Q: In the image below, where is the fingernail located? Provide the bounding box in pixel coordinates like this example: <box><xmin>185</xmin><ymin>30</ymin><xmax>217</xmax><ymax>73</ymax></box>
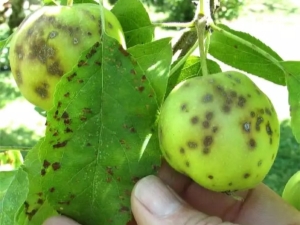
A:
<box><xmin>133</xmin><ymin>175</ymin><xmax>182</xmax><ymax>217</ymax></box>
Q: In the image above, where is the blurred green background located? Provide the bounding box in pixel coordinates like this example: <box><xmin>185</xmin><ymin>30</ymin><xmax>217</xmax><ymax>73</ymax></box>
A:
<box><xmin>0</xmin><ymin>0</ymin><xmax>299</xmax><ymax>195</ymax></box>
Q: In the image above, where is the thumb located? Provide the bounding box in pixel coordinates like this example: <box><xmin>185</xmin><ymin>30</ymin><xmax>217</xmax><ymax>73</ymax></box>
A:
<box><xmin>131</xmin><ymin>175</ymin><xmax>237</xmax><ymax>225</ymax></box>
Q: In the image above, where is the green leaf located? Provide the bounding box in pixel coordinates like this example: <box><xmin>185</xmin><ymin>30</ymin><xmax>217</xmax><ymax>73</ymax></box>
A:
<box><xmin>209</xmin><ymin>24</ymin><xmax>285</xmax><ymax>85</ymax></box>
<box><xmin>16</xmin><ymin>139</ymin><xmax>57</xmax><ymax>225</ymax></box>
<box><xmin>0</xmin><ymin>169</ymin><xmax>29</xmax><ymax>225</ymax></box>
<box><xmin>112</xmin><ymin>0</ymin><xmax>154</xmax><ymax>48</ymax></box>
<box><xmin>39</xmin><ymin>35</ymin><xmax>161</xmax><ymax>225</ymax></box>
<box><xmin>166</xmin><ymin>56</ymin><xmax>222</xmax><ymax>96</ymax></box>
<box><xmin>127</xmin><ymin>37</ymin><xmax>172</xmax><ymax>105</ymax></box>
<box><xmin>0</xmin><ymin>36</ymin><xmax>12</xmax><ymax>49</ymax></box>
<box><xmin>281</xmin><ymin>61</ymin><xmax>300</xmax><ymax>143</ymax></box>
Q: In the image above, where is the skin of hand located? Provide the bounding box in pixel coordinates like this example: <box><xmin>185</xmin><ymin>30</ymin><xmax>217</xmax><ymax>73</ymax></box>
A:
<box><xmin>43</xmin><ymin>161</ymin><xmax>300</xmax><ymax>225</ymax></box>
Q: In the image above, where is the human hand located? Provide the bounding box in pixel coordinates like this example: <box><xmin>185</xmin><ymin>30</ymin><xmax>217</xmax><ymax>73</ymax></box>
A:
<box><xmin>43</xmin><ymin>161</ymin><xmax>300</xmax><ymax>225</ymax></box>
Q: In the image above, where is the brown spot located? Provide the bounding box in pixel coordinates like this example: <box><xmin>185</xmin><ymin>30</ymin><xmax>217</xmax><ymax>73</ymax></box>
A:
<box><xmin>180</xmin><ymin>147</ymin><xmax>185</xmax><ymax>154</ymax></box>
<box><xmin>191</xmin><ymin>116</ymin><xmax>199</xmax><ymax>124</ymax></box>
<box><xmin>37</xmin><ymin>198</ymin><xmax>44</xmax><ymax>205</ymax></box>
<box><xmin>202</xmin><ymin>94</ymin><xmax>213</xmax><ymax>103</ymax></box>
<box><xmin>78</xmin><ymin>79</ymin><xmax>84</xmax><ymax>83</ymax></box>
<box><xmin>185</xmin><ymin>161</ymin><xmax>190</xmax><ymax>167</ymax></box>
<box><xmin>203</xmin><ymin>136</ymin><xmax>213</xmax><ymax>147</ymax></box>
<box><xmin>266</xmin><ymin>123</ymin><xmax>273</xmax><ymax>135</ymax></box>
<box><xmin>52</xmin><ymin>162</ymin><xmax>61</xmax><ymax>171</ymax></box>
<box><xmin>35</xmin><ymin>82</ymin><xmax>49</xmax><ymax>98</ymax></box>
<box><xmin>43</xmin><ymin>160</ymin><xmax>51</xmax><ymax>168</ymax></box>
<box><xmin>244</xmin><ymin>173</ymin><xmax>250</xmax><ymax>179</ymax></box>
<box><xmin>257</xmin><ymin>160</ymin><xmax>262</xmax><ymax>167</ymax></box>
<box><xmin>41</xmin><ymin>168</ymin><xmax>46</xmax><ymax>176</ymax></box>
<box><xmin>228</xmin><ymin>182</ymin><xmax>233</xmax><ymax>186</ymax></box>
<box><xmin>53</xmin><ymin>140</ymin><xmax>68</xmax><ymax>148</ymax></box>
<box><xmin>181</xmin><ymin>103</ymin><xmax>188</xmax><ymax>112</ymax></box>
<box><xmin>49</xmin><ymin>187</ymin><xmax>55</xmax><ymax>193</ymax></box>
<box><xmin>136</xmin><ymin>86</ymin><xmax>144</xmax><ymax>92</ymax></box>
<box><xmin>256</xmin><ymin>117</ymin><xmax>264</xmax><ymax>131</ymax></box>
<box><xmin>106</xmin><ymin>167</ymin><xmax>114</xmax><ymax>176</ymax></box>
<box><xmin>237</xmin><ymin>96</ymin><xmax>246</xmax><ymax>107</ymax></box>
<box><xmin>250</xmin><ymin>111</ymin><xmax>255</xmax><ymax>118</ymax></box>
<box><xmin>141</xmin><ymin>75</ymin><xmax>146</xmax><ymax>82</ymax></box>
<box><xmin>265</xmin><ymin>108</ymin><xmax>272</xmax><ymax>116</ymax></box>
<box><xmin>206</xmin><ymin>112</ymin><xmax>213</xmax><ymax>120</ymax></box>
<box><xmin>119</xmin><ymin>205</ymin><xmax>130</xmax><ymax>213</ymax></box>
<box><xmin>222</xmin><ymin>105</ymin><xmax>231</xmax><ymax>113</ymax></box>
<box><xmin>67</xmin><ymin>73</ymin><xmax>77</xmax><ymax>81</ymax></box>
<box><xmin>212</xmin><ymin>126</ymin><xmax>218</xmax><ymax>133</ymax></box>
<box><xmin>130</xmin><ymin>127</ymin><xmax>136</xmax><ymax>133</ymax></box>
<box><xmin>229</xmin><ymin>91</ymin><xmax>237</xmax><ymax>98</ymax></box>
<box><xmin>130</xmin><ymin>69</ymin><xmax>136</xmax><ymax>75</ymax></box>
<box><xmin>78</xmin><ymin>60</ymin><xmax>88</xmax><ymax>67</ymax></box>
<box><xmin>202</xmin><ymin>120</ymin><xmax>210</xmax><ymax>128</ymax></box>
<box><xmin>64</xmin><ymin>127</ymin><xmax>73</xmax><ymax>133</ymax></box>
<box><xmin>119</xmin><ymin>46</ymin><xmax>129</xmax><ymax>56</ymax></box>
<box><xmin>249</xmin><ymin>139</ymin><xmax>256</xmax><ymax>148</ymax></box>
<box><xmin>187</xmin><ymin>141</ymin><xmax>198</xmax><ymax>149</ymax></box>
<box><xmin>208</xmin><ymin>175</ymin><xmax>214</xmax><ymax>179</ymax></box>
<box><xmin>62</xmin><ymin>111</ymin><xmax>69</xmax><ymax>119</ymax></box>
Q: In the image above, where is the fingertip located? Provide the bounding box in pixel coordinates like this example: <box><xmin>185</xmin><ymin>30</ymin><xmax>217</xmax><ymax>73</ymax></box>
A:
<box><xmin>43</xmin><ymin>216</ymin><xmax>81</xmax><ymax>225</ymax></box>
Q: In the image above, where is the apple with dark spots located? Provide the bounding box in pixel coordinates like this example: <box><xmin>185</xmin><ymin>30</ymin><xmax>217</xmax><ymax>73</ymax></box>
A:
<box><xmin>9</xmin><ymin>3</ymin><xmax>126</xmax><ymax>111</ymax></box>
<box><xmin>158</xmin><ymin>71</ymin><xmax>280</xmax><ymax>192</ymax></box>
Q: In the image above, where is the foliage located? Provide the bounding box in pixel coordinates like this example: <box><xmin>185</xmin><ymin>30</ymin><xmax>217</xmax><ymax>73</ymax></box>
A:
<box><xmin>0</xmin><ymin>0</ymin><xmax>300</xmax><ymax>224</ymax></box>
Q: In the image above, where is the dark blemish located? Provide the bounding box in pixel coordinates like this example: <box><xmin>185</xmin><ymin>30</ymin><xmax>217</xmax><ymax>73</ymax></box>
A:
<box><xmin>132</xmin><ymin>176</ymin><xmax>140</xmax><ymax>184</ymax></box>
<box><xmin>202</xmin><ymin>93</ymin><xmax>213</xmax><ymax>103</ymax></box>
<box><xmin>203</xmin><ymin>136</ymin><xmax>213</xmax><ymax>147</ymax></box>
<box><xmin>35</xmin><ymin>83</ymin><xmax>49</xmax><ymax>99</ymax></box>
<box><xmin>62</xmin><ymin>111</ymin><xmax>69</xmax><ymax>119</ymax></box>
<box><xmin>43</xmin><ymin>160</ymin><xmax>51</xmax><ymax>168</ymax></box>
<box><xmin>78</xmin><ymin>60</ymin><xmax>88</xmax><ymax>67</ymax></box>
<box><xmin>48</xmin><ymin>31</ymin><xmax>58</xmax><ymax>39</ymax></box>
<box><xmin>185</xmin><ymin>161</ymin><xmax>190</xmax><ymax>167</ymax></box>
<box><xmin>265</xmin><ymin>108</ymin><xmax>272</xmax><ymax>116</ymax></box>
<box><xmin>86</xmin><ymin>47</ymin><xmax>97</xmax><ymax>59</ymax></box>
<box><xmin>259</xmin><ymin>108</ymin><xmax>265</xmax><ymax>114</ymax></box>
<box><xmin>244</xmin><ymin>173</ymin><xmax>250</xmax><ymax>179</ymax></box>
<box><xmin>82</xmin><ymin>108</ymin><xmax>92</xmax><ymax>114</ymax></box>
<box><xmin>141</xmin><ymin>75</ymin><xmax>146</xmax><ymax>82</ymax></box>
<box><xmin>107</xmin><ymin>22</ymin><xmax>113</xmax><ymax>29</ymax></box>
<box><xmin>78</xmin><ymin>79</ymin><xmax>84</xmax><ymax>83</ymax></box>
<box><xmin>249</xmin><ymin>139</ymin><xmax>256</xmax><ymax>148</ymax></box>
<box><xmin>130</xmin><ymin>127</ymin><xmax>136</xmax><ymax>133</ymax></box>
<box><xmin>180</xmin><ymin>147</ymin><xmax>185</xmax><ymax>154</ymax></box>
<box><xmin>206</xmin><ymin>112</ymin><xmax>213</xmax><ymax>120</ymax></box>
<box><xmin>63</xmin><ymin>118</ymin><xmax>71</xmax><ymax>125</ymax></box>
<box><xmin>203</xmin><ymin>148</ymin><xmax>210</xmax><ymax>154</ymax></box>
<box><xmin>130</xmin><ymin>69</ymin><xmax>136</xmax><ymax>75</ymax></box>
<box><xmin>67</xmin><ymin>73</ymin><xmax>77</xmax><ymax>81</ymax></box>
<box><xmin>119</xmin><ymin>139</ymin><xmax>125</xmax><ymax>144</ymax></box>
<box><xmin>237</xmin><ymin>96</ymin><xmax>246</xmax><ymax>107</ymax></box>
<box><xmin>208</xmin><ymin>175</ymin><xmax>214</xmax><ymax>179</ymax></box>
<box><xmin>269</xmin><ymin>137</ymin><xmax>272</xmax><ymax>145</ymax></box>
<box><xmin>250</xmin><ymin>111</ymin><xmax>256</xmax><ymax>118</ymax></box>
<box><xmin>247</xmin><ymin>94</ymin><xmax>251</xmax><ymax>98</ymax></box>
<box><xmin>80</xmin><ymin>115</ymin><xmax>87</xmax><ymax>121</ymax></box>
<box><xmin>257</xmin><ymin>160</ymin><xmax>262</xmax><ymax>167</ymax></box>
<box><xmin>234</xmin><ymin>45</ymin><xmax>238</xmax><ymax>49</ymax></box>
<box><xmin>52</xmin><ymin>162</ymin><xmax>61</xmax><ymax>171</ymax></box>
<box><xmin>26</xmin><ymin>209</ymin><xmax>38</xmax><ymax>221</ymax></box>
<box><xmin>95</xmin><ymin>60</ymin><xmax>101</xmax><ymax>66</ymax></box>
<box><xmin>106</xmin><ymin>167</ymin><xmax>114</xmax><ymax>176</ymax></box>
<box><xmin>228</xmin><ymin>182</ymin><xmax>233</xmax><ymax>186</ymax></box>
<box><xmin>225</xmin><ymin>97</ymin><xmax>233</xmax><ymax>105</ymax></box>
<box><xmin>256</xmin><ymin>117</ymin><xmax>264</xmax><ymax>131</ymax></box>
<box><xmin>190</xmin><ymin>116</ymin><xmax>199</xmax><ymax>124</ymax></box>
<box><xmin>216</xmin><ymin>85</ymin><xmax>224</xmax><ymax>92</ymax></box>
<box><xmin>53</xmin><ymin>140</ymin><xmax>68</xmax><ymax>148</ymax></box>
<box><xmin>37</xmin><ymin>198</ymin><xmax>44</xmax><ymax>205</ymax></box>
<box><xmin>87</xmin><ymin>31</ymin><xmax>92</xmax><ymax>36</ymax></box>
<box><xmin>222</xmin><ymin>104</ymin><xmax>231</xmax><ymax>113</ymax></box>
<box><xmin>136</xmin><ymin>86</ymin><xmax>145</xmax><ymax>92</ymax></box>
<box><xmin>266</xmin><ymin>122</ymin><xmax>273</xmax><ymax>135</ymax></box>
<box><xmin>187</xmin><ymin>141</ymin><xmax>198</xmax><ymax>149</ymax></box>
<box><xmin>49</xmin><ymin>187</ymin><xmax>55</xmax><ymax>193</ymax></box>
<box><xmin>202</xmin><ymin>120</ymin><xmax>210</xmax><ymax>128</ymax></box>
<box><xmin>119</xmin><ymin>205</ymin><xmax>130</xmax><ymax>213</ymax></box>
<box><xmin>119</xmin><ymin>46</ymin><xmax>129</xmax><ymax>56</ymax></box>
<box><xmin>64</xmin><ymin>127</ymin><xmax>73</xmax><ymax>133</ymax></box>
<box><xmin>86</xmin><ymin>142</ymin><xmax>92</xmax><ymax>146</ymax></box>
<box><xmin>57</xmin><ymin>101</ymin><xmax>62</xmax><ymax>108</ymax></box>
<box><xmin>229</xmin><ymin>91</ymin><xmax>237</xmax><ymax>98</ymax></box>
<box><xmin>181</xmin><ymin>103</ymin><xmax>188</xmax><ymax>112</ymax></box>
<box><xmin>212</xmin><ymin>126</ymin><xmax>218</xmax><ymax>133</ymax></box>
<box><xmin>243</xmin><ymin>122</ymin><xmax>251</xmax><ymax>132</ymax></box>
<box><xmin>41</xmin><ymin>169</ymin><xmax>46</xmax><ymax>176</ymax></box>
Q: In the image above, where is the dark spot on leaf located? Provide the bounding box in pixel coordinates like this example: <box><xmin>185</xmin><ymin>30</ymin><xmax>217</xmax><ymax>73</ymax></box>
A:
<box><xmin>95</xmin><ymin>60</ymin><xmax>101</xmax><ymax>66</ymax></box>
<box><xmin>49</xmin><ymin>187</ymin><xmax>55</xmax><ymax>193</ymax></box>
<box><xmin>208</xmin><ymin>175</ymin><xmax>214</xmax><ymax>179</ymax></box>
<box><xmin>180</xmin><ymin>147</ymin><xmax>185</xmax><ymax>154</ymax></box>
<box><xmin>244</xmin><ymin>173</ymin><xmax>250</xmax><ymax>179</ymax></box>
<box><xmin>64</xmin><ymin>92</ymin><xmax>70</xmax><ymax>97</ymax></box>
<box><xmin>77</xmin><ymin>60</ymin><xmax>88</xmax><ymax>67</ymax></box>
<box><xmin>119</xmin><ymin>46</ymin><xmax>129</xmax><ymax>56</ymax></box>
<box><xmin>43</xmin><ymin>160</ymin><xmax>51</xmax><ymax>168</ymax></box>
<box><xmin>26</xmin><ymin>208</ymin><xmax>38</xmax><ymax>221</ymax></box>
<box><xmin>67</xmin><ymin>73</ymin><xmax>76</xmax><ymax>81</ymax></box>
<box><xmin>64</xmin><ymin>127</ymin><xmax>73</xmax><ymax>133</ymax></box>
<box><xmin>185</xmin><ymin>161</ymin><xmax>190</xmax><ymax>167</ymax></box>
<box><xmin>206</xmin><ymin>112</ymin><xmax>213</xmax><ymax>120</ymax></box>
<box><xmin>191</xmin><ymin>116</ymin><xmax>199</xmax><ymax>124</ymax></box>
<box><xmin>141</xmin><ymin>75</ymin><xmax>146</xmax><ymax>82</ymax></box>
<box><xmin>136</xmin><ymin>86</ymin><xmax>144</xmax><ymax>92</ymax></box>
<box><xmin>78</xmin><ymin>79</ymin><xmax>84</xmax><ymax>83</ymax></box>
<box><xmin>249</xmin><ymin>139</ymin><xmax>256</xmax><ymax>148</ymax></box>
<box><xmin>41</xmin><ymin>168</ymin><xmax>46</xmax><ymax>176</ymax></box>
<box><xmin>119</xmin><ymin>205</ymin><xmax>130</xmax><ymax>213</ymax></box>
<box><xmin>62</xmin><ymin>111</ymin><xmax>69</xmax><ymax>119</ymax></box>
<box><xmin>53</xmin><ymin>140</ymin><xmax>68</xmax><ymax>148</ymax></box>
<box><xmin>203</xmin><ymin>136</ymin><xmax>213</xmax><ymax>147</ymax></box>
<box><xmin>37</xmin><ymin>198</ymin><xmax>44</xmax><ymax>205</ymax></box>
<box><xmin>106</xmin><ymin>167</ymin><xmax>114</xmax><ymax>176</ymax></box>
<box><xmin>130</xmin><ymin>69</ymin><xmax>136</xmax><ymax>75</ymax></box>
<box><xmin>63</xmin><ymin>118</ymin><xmax>71</xmax><ymax>125</ymax></box>
<box><xmin>86</xmin><ymin>142</ymin><xmax>92</xmax><ymax>146</ymax></box>
<box><xmin>52</xmin><ymin>162</ymin><xmax>61</xmax><ymax>171</ymax></box>
<box><xmin>202</xmin><ymin>120</ymin><xmax>210</xmax><ymax>128</ymax></box>
<box><xmin>187</xmin><ymin>141</ymin><xmax>198</xmax><ymax>149</ymax></box>
<box><xmin>130</xmin><ymin>127</ymin><xmax>136</xmax><ymax>133</ymax></box>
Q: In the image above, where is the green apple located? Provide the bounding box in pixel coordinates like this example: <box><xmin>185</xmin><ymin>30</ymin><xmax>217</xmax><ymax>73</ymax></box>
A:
<box><xmin>282</xmin><ymin>171</ymin><xmax>300</xmax><ymax>210</ymax></box>
<box><xmin>158</xmin><ymin>71</ymin><xmax>280</xmax><ymax>192</ymax></box>
<box><xmin>9</xmin><ymin>3</ymin><xmax>126</xmax><ymax>111</ymax></box>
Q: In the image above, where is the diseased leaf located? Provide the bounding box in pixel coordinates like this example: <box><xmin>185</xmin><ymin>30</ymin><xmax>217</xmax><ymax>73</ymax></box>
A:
<box><xmin>281</xmin><ymin>61</ymin><xmax>300</xmax><ymax>143</ymax></box>
<box><xmin>166</xmin><ymin>56</ymin><xmax>222</xmax><ymax>96</ymax></box>
<box><xmin>0</xmin><ymin>169</ymin><xmax>29</xmax><ymax>225</ymax></box>
<box><xmin>127</xmin><ymin>37</ymin><xmax>172</xmax><ymax>105</ymax></box>
<box><xmin>16</xmin><ymin>139</ymin><xmax>57</xmax><ymax>225</ymax></box>
<box><xmin>39</xmin><ymin>34</ymin><xmax>163</xmax><ymax>225</ymax></box>
<box><xmin>112</xmin><ymin>0</ymin><xmax>154</xmax><ymax>48</ymax></box>
<box><xmin>209</xmin><ymin>24</ymin><xmax>285</xmax><ymax>85</ymax></box>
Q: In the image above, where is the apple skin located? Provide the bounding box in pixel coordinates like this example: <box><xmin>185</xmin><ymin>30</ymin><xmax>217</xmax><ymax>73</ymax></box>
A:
<box><xmin>9</xmin><ymin>4</ymin><xmax>126</xmax><ymax>111</ymax></box>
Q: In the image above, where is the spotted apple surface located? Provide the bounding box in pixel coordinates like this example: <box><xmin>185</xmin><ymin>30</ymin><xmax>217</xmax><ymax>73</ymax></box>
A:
<box><xmin>9</xmin><ymin>4</ymin><xmax>126</xmax><ymax>111</ymax></box>
<box><xmin>158</xmin><ymin>71</ymin><xmax>280</xmax><ymax>192</ymax></box>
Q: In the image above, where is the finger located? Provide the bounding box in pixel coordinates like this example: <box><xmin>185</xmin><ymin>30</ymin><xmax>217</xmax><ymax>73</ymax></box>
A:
<box><xmin>43</xmin><ymin>216</ymin><xmax>81</xmax><ymax>225</ymax></box>
<box><xmin>131</xmin><ymin>175</ymin><xmax>238</xmax><ymax>225</ymax></box>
